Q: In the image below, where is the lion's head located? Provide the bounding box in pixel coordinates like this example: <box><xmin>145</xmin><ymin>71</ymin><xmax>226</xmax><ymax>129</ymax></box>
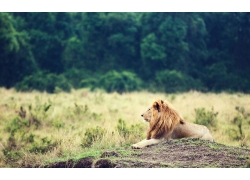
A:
<box><xmin>142</xmin><ymin>100</ymin><xmax>185</xmax><ymax>139</ymax></box>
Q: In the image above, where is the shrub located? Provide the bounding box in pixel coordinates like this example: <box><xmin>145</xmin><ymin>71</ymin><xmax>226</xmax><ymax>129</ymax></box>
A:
<box><xmin>116</xmin><ymin>118</ymin><xmax>145</xmax><ymax>140</ymax></box>
<box><xmin>228</xmin><ymin>106</ymin><xmax>250</xmax><ymax>147</ymax></box>
<box><xmin>80</xmin><ymin>78</ymin><xmax>98</xmax><ymax>90</ymax></box>
<box><xmin>22</xmin><ymin>133</ymin><xmax>35</xmax><ymax>143</ymax></box>
<box><xmin>24</xmin><ymin>101</ymin><xmax>52</xmax><ymax>128</ymax></box>
<box><xmin>99</xmin><ymin>70</ymin><xmax>142</xmax><ymax>93</ymax></box>
<box><xmin>2</xmin><ymin>149</ymin><xmax>22</xmax><ymax>165</ymax></box>
<box><xmin>155</xmin><ymin>70</ymin><xmax>203</xmax><ymax>93</ymax></box>
<box><xmin>64</xmin><ymin>68</ymin><xmax>95</xmax><ymax>89</ymax></box>
<box><xmin>81</xmin><ymin>126</ymin><xmax>106</xmax><ymax>148</ymax></box>
<box><xmin>51</xmin><ymin>120</ymin><xmax>65</xmax><ymax>130</ymax></box>
<box><xmin>194</xmin><ymin>107</ymin><xmax>218</xmax><ymax>129</ymax></box>
<box><xmin>116</xmin><ymin>118</ymin><xmax>130</xmax><ymax>138</ymax></box>
<box><xmin>29</xmin><ymin>137</ymin><xmax>59</xmax><ymax>154</ymax></box>
<box><xmin>5</xmin><ymin>117</ymin><xmax>28</xmax><ymax>135</ymax></box>
<box><xmin>15</xmin><ymin>71</ymin><xmax>72</xmax><ymax>93</ymax></box>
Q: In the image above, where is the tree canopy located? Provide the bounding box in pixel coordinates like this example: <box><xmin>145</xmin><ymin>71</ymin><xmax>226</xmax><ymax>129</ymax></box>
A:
<box><xmin>1</xmin><ymin>12</ymin><xmax>250</xmax><ymax>93</ymax></box>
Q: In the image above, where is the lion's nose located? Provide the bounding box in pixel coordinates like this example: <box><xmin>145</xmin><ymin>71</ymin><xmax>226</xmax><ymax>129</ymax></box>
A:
<box><xmin>141</xmin><ymin>114</ymin><xmax>143</xmax><ymax>117</ymax></box>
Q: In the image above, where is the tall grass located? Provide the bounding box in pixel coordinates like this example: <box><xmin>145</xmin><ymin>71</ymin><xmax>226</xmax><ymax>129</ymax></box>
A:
<box><xmin>0</xmin><ymin>87</ymin><xmax>250</xmax><ymax>167</ymax></box>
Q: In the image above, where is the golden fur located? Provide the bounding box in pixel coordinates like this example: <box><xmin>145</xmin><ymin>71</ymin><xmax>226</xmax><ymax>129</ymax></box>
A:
<box><xmin>131</xmin><ymin>99</ymin><xmax>214</xmax><ymax>149</ymax></box>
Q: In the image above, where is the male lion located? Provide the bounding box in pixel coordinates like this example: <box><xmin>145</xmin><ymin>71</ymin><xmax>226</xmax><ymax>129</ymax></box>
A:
<box><xmin>131</xmin><ymin>99</ymin><xmax>214</xmax><ymax>149</ymax></box>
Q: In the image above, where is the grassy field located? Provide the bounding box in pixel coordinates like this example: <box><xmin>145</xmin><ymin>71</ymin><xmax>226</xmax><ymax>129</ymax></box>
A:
<box><xmin>0</xmin><ymin>87</ymin><xmax>250</xmax><ymax>167</ymax></box>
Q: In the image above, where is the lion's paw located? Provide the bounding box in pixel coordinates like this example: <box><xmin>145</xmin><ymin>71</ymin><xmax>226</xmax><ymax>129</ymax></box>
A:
<box><xmin>131</xmin><ymin>144</ymin><xmax>142</xmax><ymax>149</ymax></box>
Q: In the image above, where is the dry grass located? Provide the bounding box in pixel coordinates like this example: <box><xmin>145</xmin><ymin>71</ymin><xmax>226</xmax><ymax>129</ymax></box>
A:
<box><xmin>0</xmin><ymin>87</ymin><xmax>250</xmax><ymax>167</ymax></box>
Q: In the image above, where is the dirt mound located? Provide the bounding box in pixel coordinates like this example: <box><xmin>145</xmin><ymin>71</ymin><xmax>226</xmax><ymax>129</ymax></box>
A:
<box><xmin>112</xmin><ymin>139</ymin><xmax>250</xmax><ymax>168</ymax></box>
<box><xmin>42</xmin><ymin>156</ymin><xmax>94</xmax><ymax>168</ymax></box>
<box><xmin>43</xmin><ymin>138</ymin><xmax>250</xmax><ymax>168</ymax></box>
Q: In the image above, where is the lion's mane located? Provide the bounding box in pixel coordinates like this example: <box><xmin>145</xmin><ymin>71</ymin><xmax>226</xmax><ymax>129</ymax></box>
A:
<box><xmin>147</xmin><ymin>100</ymin><xmax>185</xmax><ymax>140</ymax></box>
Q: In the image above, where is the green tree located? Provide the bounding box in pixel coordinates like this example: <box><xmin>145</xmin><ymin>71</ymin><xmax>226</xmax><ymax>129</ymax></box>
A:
<box><xmin>184</xmin><ymin>13</ymin><xmax>208</xmax><ymax>79</ymax></box>
<box><xmin>139</xmin><ymin>13</ymin><xmax>190</xmax><ymax>79</ymax></box>
<box><xmin>155</xmin><ymin>70</ymin><xmax>202</xmax><ymax>93</ymax></box>
<box><xmin>0</xmin><ymin>12</ymin><xmax>37</xmax><ymax>88</ymax></box>
<box><xmin>0</xmin><ymin>12</ymin><xmax>249</xmax><ymax>93</ymax></box>
<box><xmin>13</xmin><ymin>12</ymin><xmax>74</xmax><ymax>74</ymax></box>
<box><xmin>201</xmin><ymin>12</ymin><xmax>250</xmax><ymax>92</ymax></box>
<box><xmin>99</xmin><ymin>70</ymin><xmax>142</xmax><ymax>93</ymax></box>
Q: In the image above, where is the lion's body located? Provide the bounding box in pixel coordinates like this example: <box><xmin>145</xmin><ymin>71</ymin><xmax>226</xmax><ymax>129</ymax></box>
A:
<box><xmin>171</xmin><ymin>121</ymin><xmax>214</xmax><ymax>140</ymax></box>
<box><xmin>131</xmin><ymin>100</ymin><xmax>214</xmax><ymax>149</ymax></box>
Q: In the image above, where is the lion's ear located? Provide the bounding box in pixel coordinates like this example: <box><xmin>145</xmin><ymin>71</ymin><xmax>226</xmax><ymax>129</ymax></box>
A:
<box><xmin>161</xmin><ymin>100</ymin><xmax>164</xmax><ymax>104</ymax></box>
<box><xmin>153</xmin><ymin>102</ymin><xmax>160</xmax><ymax>112</ymax></box>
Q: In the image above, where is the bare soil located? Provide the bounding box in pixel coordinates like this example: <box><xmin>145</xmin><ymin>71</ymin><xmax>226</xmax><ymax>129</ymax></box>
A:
<box><xmin>41</xmin><ymin>138</ymin><xmax>250</xmax><ymax>168</ymax></box>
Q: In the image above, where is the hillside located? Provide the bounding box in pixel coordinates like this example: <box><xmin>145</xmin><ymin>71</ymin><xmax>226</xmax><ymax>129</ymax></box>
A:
<box><xmin>41</xmin><ymin>138</ymin><xmax>250</xmax><ymax>168</ymax></box>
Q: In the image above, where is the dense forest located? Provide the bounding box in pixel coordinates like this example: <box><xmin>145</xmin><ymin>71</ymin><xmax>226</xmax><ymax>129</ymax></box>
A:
<box><xmin>1</xmin><ymin>12</ymin><xmax>250</xmax><ymax>93</ymax></box>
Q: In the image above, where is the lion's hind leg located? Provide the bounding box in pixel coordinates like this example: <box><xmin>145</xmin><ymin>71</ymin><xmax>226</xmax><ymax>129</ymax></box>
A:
<box><xmin>131</xmin><ymin>138</ymin><xmax>164</xmax><ymax>149</ymax></box>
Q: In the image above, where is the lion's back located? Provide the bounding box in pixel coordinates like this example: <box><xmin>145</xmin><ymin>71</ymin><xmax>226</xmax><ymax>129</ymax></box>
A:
<box><xmin>171</xmin><ymin>122</ymin><xmax>214</xmax><ymax>141</ymax></box>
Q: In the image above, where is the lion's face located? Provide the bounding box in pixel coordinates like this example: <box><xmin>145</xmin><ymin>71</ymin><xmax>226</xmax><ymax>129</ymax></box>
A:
<box><xmin>141</xmin><ymin>104</ymin><xmax>161</xmax><ymax>123</ymax></box>
<box><xmin>141</xmin><ymin>108</ymin><xmax>152</xmax><ymax>122</ymax></box>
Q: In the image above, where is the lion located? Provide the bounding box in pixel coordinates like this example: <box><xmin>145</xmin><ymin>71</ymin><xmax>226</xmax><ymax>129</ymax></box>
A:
<box><xmin>131</xmin><ymin>99</ymin><xmax>214</xmax><ymax>149</ymax></box>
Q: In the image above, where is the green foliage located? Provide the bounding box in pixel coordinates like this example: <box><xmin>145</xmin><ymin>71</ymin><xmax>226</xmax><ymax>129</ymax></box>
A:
<box><xmin>2</xmin><ymin>101</ymin><xmax>54</xmax><ymax>165</ymax></box>
<box><xmin>20</xmin><ymin>99</ymin><xmax>53</xmax><ymax>128</ymax></box>
<box><xmin>228</xmin><ymin>106</ymin><xmax>250</xmax><ymax>147</ymax></box>
<box><xmin>155</xmin><ymin>70</ymin><xmax>202</xmax><ymax>93</ymax></box>
<box><xmin>0</xmin><ymin>12</ymin><xmax>249</xmax><ymax>93</ymax></box>
<box><xmin>0</xmin><ymin>12</ymin><xmax>22</xmax><ymax>53</ymax></box>
<box><xmin>22</xmin><ymin>133</ymin><xmax>35</xmax><ymax>143</ymax></box>
<box><xmin>140</xmin><ymin>33</ymin><xmax>166</xmax><ymax>61</ymax></box>
<box><xmin>63</xmin><ymin>68</ymin><xmax>94</xmax><ymax>89</ymax></box>
<box><xmin>2</xmin><ymin>149</ymin><xmax>22</xmax><ymax>165</ymax></box>
<box><xmin>5</xmin><ymin>117</ymin><xmax>28</xmax><ymax>135</ymax></box>
<box><xmin>51</xmin><ymin>119</ymin><xmax>65</xmax><ymax>130</ymax></box>
<box><xmin>99</xmin><ymin>70</ymin><xmax>142</xmax><ymax>93</ymax></box>
<box><xmin>4</xmin><ymin>117</ymin><xmax>33</xmax><ymax>156</ymax></box>
<box><xmin>194</xmin><ymin>107</ymin><xmax>218</xmax><ymax>129</ymax></box>
<box><xmin>81</xmin><ymin>126</ymin><xmax>106</xmax><ymax>148</ymax></box>
<box><xmin>80</xmin><ymin>77</ymin><xmax>98</xmax><ymax>90</ymax></box>
<box><xmin>2</xmin><ymin>110</ymin><xmax>59</xmax><ymax>166</ymax></box>
<box><xmin>62</xmin><ymin>37</ymin><xmax>84</xmax><ymax>70</ymax></box>
<box><xmin>15</xmin><ymin>71</ymin><xmax>72</xmax><ymax>93</ymax></box>
<box><xmin>116</xmin><ymin>118</ymin><xmax>144</xmax><ymax>140</ymax></box>
<box><xmin>0</xmin><ymin>12</ymin><xmax>37</xmax><ymax>88</ymax></box>
<box><xmin>71</xmin><ymin>102</ymin><xmax>102</xmax><ymax>121</ymax></box>
<box><xmin>116</xmin><ymin>118</ymin><xmax>130</xmax><ymax>138</ymax></box>
<box><xmin>29</xmin><ymin>137</ymin><xmax>59</xmax><ymax>154</ymax></box>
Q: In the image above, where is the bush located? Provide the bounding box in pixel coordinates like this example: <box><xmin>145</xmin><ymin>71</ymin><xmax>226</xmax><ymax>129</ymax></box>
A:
<box><xmin>15</xmin><ymin>71</ymin><xmax>72</xmax><ymax>93</ymax></box>
<box><xmin>228</xmin><ymin>106</ymin><xmax>250</xmax><ymax>147</ymax></box>
<box><xmin>5</xmin><ymin>117</ymin><xmax>28</xmax><ymax>135</ymax></box>
<box><xmin>2</xmin><ymin>149</ymin><xmax>22</xmax><ymax>165</ymax></box>
<box><xmin>29</xmin><ymin>137</ymin><xmax>59</xmax><ymax>154</ymax></box>
<box><xmin>116</xmin><ymin>118</ymin><xmax>145</xmax><ymax>140</ymax></box>
<box><xmin>80</xmin><ymin>78</ymin><xmax>98</xmax><ymax>90</ymax></box>
<box><xmin>194</xmin><ymin>107</ymin><xmax>218</xmax><ymax>129</ymax></box>
<box><xmin>116</xmin><ymin>118</ymin><xmax>130</xmax><ymax>138</ymax></box>
<box><xmin>99</xmin><ymin>70</ymin><xmax>142</xmax><ymax>93</ymax></box>
<box><xmin>81</xmin><ymin>126</ymin><xmax>106</xmax><ymax>148</ymax></box>
<box><xmin>63</xmin><ymin>68</ymin><xmax>94</xmax><ymax>89</ymax></box>
<box><xmin>155</xmin><ymin>70</ymin><xmax>203</xmax><ymax>93</ymax></box>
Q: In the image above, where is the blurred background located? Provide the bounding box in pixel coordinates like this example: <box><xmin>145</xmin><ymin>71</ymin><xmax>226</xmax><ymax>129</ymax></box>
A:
<box><xmin>1</xmin><ymin>12</ymin><xmax>250</xmax><ymax>93</ymax></box>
